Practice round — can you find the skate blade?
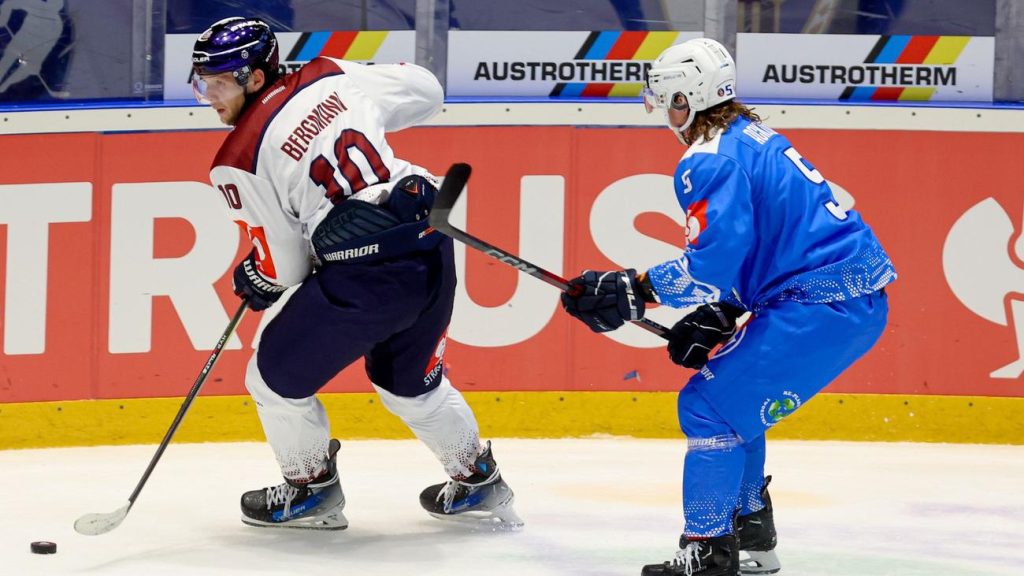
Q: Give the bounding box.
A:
[427,501,524,531]
[241,509,349,531]
[740,550,781,574]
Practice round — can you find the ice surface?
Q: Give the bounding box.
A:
[2,439,1021,575]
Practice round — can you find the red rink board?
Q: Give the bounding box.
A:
[1,126,1023,401]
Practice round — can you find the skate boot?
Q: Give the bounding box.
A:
[642,534,740,576]
[240,439,347,530]
[419,441,523,529]
[736,476,781,574]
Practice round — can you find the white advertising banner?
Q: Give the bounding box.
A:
[164,31,415,101]
[736,33,994,102]
[447,31,702,98]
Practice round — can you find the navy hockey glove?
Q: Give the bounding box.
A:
[667,302,744,369]
[560,269,646,333]
[386,174,436,223]
[232,250,287,311]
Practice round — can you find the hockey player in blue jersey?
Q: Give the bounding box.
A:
[561,38,896,575]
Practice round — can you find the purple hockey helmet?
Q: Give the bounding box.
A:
[191,17,279,96]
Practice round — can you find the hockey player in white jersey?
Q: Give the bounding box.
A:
[560,39,896,575]
[191,17,520,531]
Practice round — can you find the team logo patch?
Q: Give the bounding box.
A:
[423,333,447,386]
[433,335,447,359]
[760,391,802,426]
[685,199,708,245]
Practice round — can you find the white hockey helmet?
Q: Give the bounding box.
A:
[642,38,737,142]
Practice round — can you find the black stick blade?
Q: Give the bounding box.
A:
[430,163,472,230]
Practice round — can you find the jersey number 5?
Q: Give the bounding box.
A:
[309,129,391,203]
[783,147,848,221]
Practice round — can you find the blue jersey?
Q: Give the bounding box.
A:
[646,116,896,312]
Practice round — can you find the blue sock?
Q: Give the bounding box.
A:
[738,433,767,515]
[679,386,744,537]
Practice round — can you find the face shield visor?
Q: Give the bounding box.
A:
[190,68,247,105]
[642,85,661,114]
[642,85,690,112]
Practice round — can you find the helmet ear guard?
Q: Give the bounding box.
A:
[232,65,252,87]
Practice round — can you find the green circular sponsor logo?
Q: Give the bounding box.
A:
[760,391,802,426]
[766,398,796,422]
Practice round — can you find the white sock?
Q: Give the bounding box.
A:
[374,377,481,479]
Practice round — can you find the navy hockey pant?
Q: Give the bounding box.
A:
[256,238,455,399]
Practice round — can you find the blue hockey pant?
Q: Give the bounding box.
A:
[677,290,888,536]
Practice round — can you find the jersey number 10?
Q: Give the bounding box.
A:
[309,128,391,203]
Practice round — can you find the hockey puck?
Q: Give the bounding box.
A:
[30,541,57,554]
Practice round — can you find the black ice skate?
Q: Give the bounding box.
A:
[240,439,347,530]
[736,476,781,574]
[419,441,522,529]
[642,534,740,576]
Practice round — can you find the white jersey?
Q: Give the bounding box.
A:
[209,58,443,286]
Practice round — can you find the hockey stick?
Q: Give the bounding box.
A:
[74,300,248,536]
[430,163,670,339]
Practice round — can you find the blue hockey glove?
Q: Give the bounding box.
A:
[232,250,287,311]
[667,302,744,368]
[560,269,645,333]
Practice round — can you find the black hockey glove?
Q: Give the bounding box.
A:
[232,249,287,311]
[560,269,646,333]
[667,302,744,369]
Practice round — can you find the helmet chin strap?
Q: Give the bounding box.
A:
[242,86,262,110]
[664,108,696,145]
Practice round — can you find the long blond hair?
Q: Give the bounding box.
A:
[684,100,762,145]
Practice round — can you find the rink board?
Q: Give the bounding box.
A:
[1,103,1024,446]
[0,392,1021,449]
